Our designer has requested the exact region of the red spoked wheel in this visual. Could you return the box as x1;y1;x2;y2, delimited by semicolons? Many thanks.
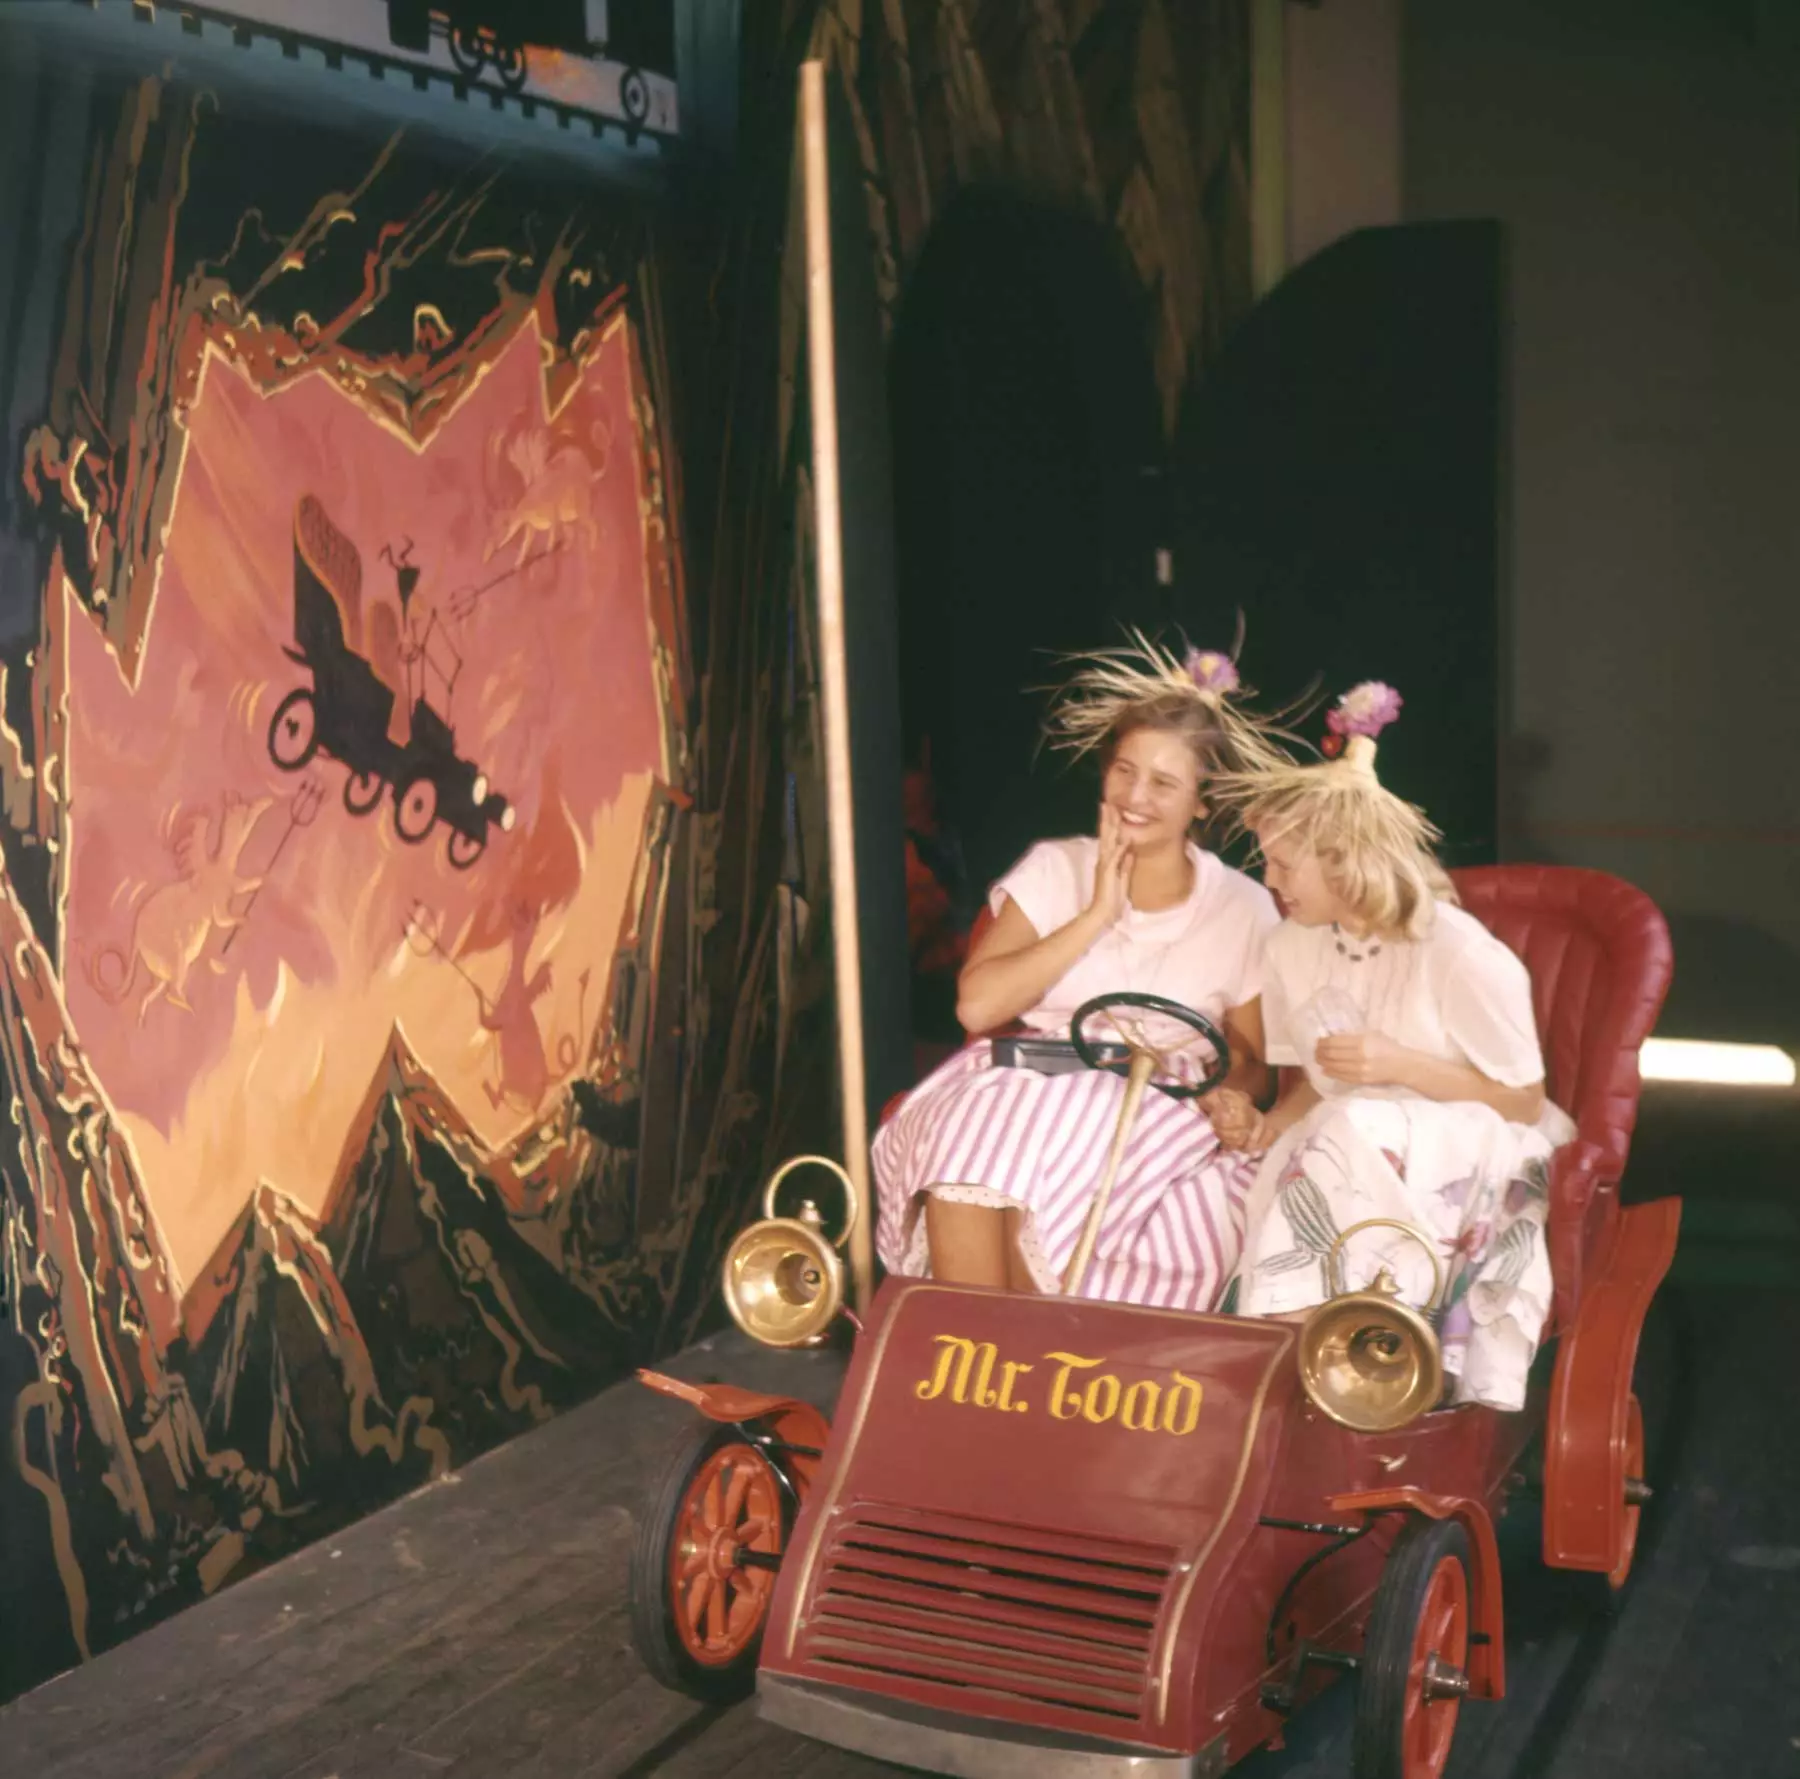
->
1353;1517;1473;1779
629;1422;786;1700
1403;1554;1469;1777
1569;1383;1652;1619
1609;1391;1648;1591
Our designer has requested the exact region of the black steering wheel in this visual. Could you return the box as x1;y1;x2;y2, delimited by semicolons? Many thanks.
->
1070;991;1231;1099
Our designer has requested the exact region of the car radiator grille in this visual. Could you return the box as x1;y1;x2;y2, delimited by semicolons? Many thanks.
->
793;1503;1178;1726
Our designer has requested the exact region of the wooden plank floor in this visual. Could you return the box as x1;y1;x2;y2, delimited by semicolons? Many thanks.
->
4;1092;1795;1778
0;1334;885;1779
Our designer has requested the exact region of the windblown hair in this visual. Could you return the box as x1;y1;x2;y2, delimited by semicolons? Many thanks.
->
1216;742;1457;940
1042;629;1305;786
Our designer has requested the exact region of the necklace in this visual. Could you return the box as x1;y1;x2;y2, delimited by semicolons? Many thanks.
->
1331;921;1382;964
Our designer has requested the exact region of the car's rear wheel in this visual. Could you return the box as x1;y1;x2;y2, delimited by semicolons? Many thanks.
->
1609;1390;1648;1589
269;689;318;770
1353;1516;1472;1779
629;1422;785;1701
1567;1387;1650;1620
1533;1352;1656;1619
394;774;438;843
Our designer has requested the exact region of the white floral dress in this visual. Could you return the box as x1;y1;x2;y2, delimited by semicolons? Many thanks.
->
1231;903;1573;1411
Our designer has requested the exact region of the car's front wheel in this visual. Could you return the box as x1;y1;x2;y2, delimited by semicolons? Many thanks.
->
1353;1515;1473;1779
344;770;384;816
628;1421;786;1702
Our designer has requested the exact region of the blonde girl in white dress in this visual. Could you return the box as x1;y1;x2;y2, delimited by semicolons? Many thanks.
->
1207;684;1573;1411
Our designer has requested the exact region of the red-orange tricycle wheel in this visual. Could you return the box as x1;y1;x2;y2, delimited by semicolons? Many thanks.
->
1353;1517;1474;1779
1608;1391;1647;1591
628;1422;786;1700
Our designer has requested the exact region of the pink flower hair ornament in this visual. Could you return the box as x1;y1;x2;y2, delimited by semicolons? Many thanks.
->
1183;648;1241;697
1326;680;1403;740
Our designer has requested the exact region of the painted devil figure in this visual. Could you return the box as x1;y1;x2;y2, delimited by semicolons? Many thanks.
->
478;903;557;1114
85;791;273;1020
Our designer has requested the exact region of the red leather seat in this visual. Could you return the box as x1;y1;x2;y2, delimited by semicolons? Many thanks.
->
1451;865;1673;1327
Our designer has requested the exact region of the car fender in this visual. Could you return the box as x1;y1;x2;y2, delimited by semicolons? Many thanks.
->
1325;1486;1505;1699
636;1369;830;1499
1542;1195;1681;1573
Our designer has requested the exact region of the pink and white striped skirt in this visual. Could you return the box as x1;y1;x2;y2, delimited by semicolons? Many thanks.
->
872;1043;1257;1310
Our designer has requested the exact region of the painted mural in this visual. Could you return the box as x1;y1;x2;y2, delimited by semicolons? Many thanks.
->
0;0;1255;1705
0;44;709;1695
64;315;667;1293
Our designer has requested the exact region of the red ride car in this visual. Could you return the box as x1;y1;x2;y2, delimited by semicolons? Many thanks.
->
627;865;1677;1779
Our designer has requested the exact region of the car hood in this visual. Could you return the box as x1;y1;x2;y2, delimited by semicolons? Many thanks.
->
761;1278;1298;1749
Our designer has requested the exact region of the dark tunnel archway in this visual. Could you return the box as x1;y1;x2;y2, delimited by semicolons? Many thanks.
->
888;187;1168;914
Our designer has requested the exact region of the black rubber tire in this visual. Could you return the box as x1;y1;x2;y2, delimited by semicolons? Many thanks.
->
1352;1516;1473;1779
492;41;527;90
447;28;486;78
268;688;318;770
343;771;384;816
393;773;438;843
628;1421;784;1703
620;66;650;126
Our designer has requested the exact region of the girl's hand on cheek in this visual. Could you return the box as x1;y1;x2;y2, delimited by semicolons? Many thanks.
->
1090;803;1133;926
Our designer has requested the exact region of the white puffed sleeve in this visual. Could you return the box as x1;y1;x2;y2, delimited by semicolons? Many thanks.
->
987;838;1090;941
1438;924;1547;1089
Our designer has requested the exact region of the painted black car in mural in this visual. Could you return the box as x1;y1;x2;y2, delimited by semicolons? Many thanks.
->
384;0;670;123
386;1;598;91
269;495;515;869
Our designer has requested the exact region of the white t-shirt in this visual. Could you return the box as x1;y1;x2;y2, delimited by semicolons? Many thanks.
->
990;837;1278;1036
1261;900;1549;1100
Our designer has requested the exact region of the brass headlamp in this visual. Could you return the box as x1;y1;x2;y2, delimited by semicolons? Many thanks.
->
721;1155;859;1349
1297;1218;1448;1434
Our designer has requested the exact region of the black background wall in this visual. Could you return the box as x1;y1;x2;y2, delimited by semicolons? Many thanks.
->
1174;220;1503;866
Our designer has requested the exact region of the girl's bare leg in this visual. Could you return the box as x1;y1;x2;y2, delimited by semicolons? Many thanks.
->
1002;1208;1039;1294
924;1198;1009;1287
